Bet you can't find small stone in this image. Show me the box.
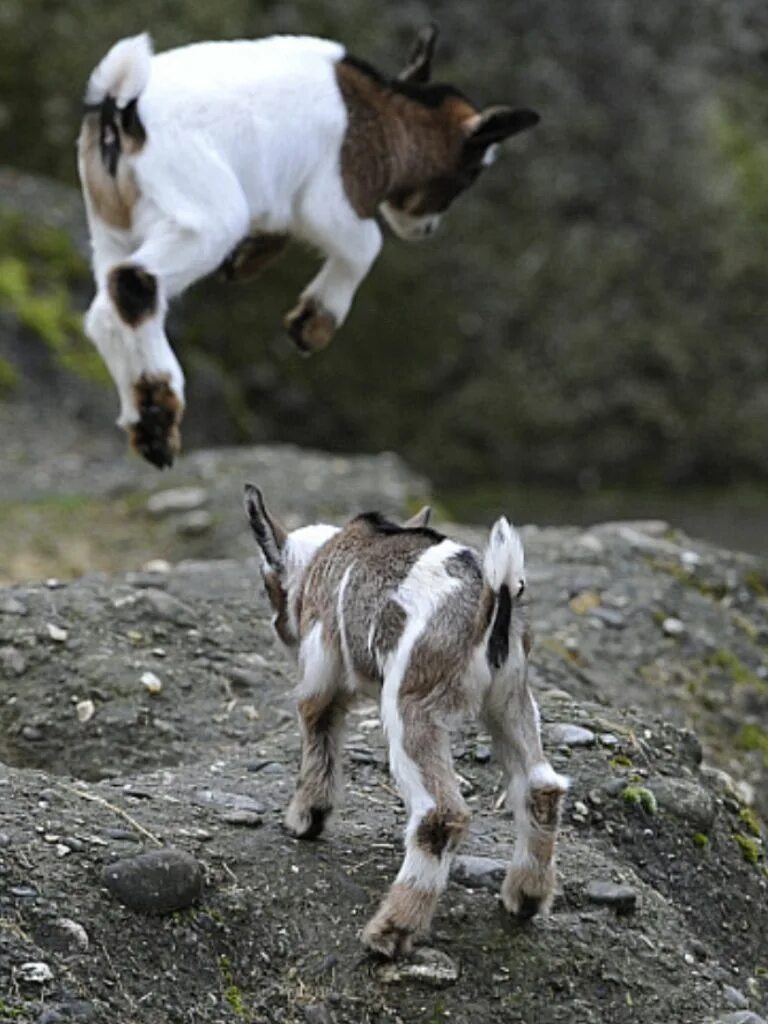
[599,733,619,747]
[303,1005,334,1024]
[102,847,203,915]
[76,699,95,723]
[21,724,44,741]
[0,595,27,615]
[54,918,90,951]
[569,591,601,615]
[175,510,213,536]
[192,789,265,815]
[574,801,589,816]
[546,723,596,748]
[37,1001,94,1023]
[723,987,750,1011]
[139,588,195,626]
[717,1014,767,1024]
[589,607,626,629]
[378,947,459,987]
[662,617,686,638]
[141,671,163,695]
[585,880,637,915]
[142,559,172,574]
[474,744,492,764]
[652,777,715,832]
[17,961,54,984]
[220,809,263,827]
[0,646,27,676]
[146,486,208,516]
[452,854,508,890]
[46,623,68,642]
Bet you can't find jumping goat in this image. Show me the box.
[78,26,539,468]
[244,485,567,957]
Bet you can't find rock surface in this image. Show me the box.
[0,449,766,1022]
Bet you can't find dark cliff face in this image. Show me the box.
[2,2,768,489]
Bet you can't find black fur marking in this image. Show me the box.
[244,487,283,570]
[487,583,512,669]
[356,511,445,544]
[99,95,120,177]
[341,54,472,110]
[110,265,157,327]
[415,814,451,857]
[120,97,146,147]
[299,807,329,841]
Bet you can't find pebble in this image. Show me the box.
[21,724,44,741]
[474,744,492,764]
[45,623,68,642]
[220,809,263,827]
[303,1005,334,1024]
[546,723,596,748]
[141,670,163,695]
[146,486,208,516]
[662,617,686,638]
[139,588,195,626]
[37,1002,94,1023]
[142,558,172,573]
[717,1014,767,1024]
[378,947,459,987]
[54,918,90,951]
[585,880,637,915]
[0,646,27,676]
[598,733,619,747]
[589,607,626,629]
[76,699,95,723]
[102,847,203,915]
[192,789,265,815]
[452,854,508,890]
[17,961,54,984]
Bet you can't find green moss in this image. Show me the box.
[647,557,727,600]
[733,832,762,865]
[0,355,18,395]
[739,806,762,837]
[219,955,248,1019]
[744,570,768,599]
[692,832,709,848]
[609,754,633,769]
[708,648,762,688]
[621,785,657,815]
[735,724,768,768]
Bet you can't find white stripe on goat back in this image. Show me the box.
[394,539,464,619]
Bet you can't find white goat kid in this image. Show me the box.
[244,485,567,957]
[78,27,539,467]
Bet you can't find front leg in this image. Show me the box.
[285,218,381,353]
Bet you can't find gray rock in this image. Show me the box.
[378,947,460,987]
[220,809,263,827]
[585,879,637,915]
[474,744,492,763]
[146,486,208,516]
[0,595,27,615]
[37,1001,94,1022]
[138,588,196,626]
[101,847,203,915]
[17,961,54,983]
[722,987,749,1011]
[589,606,626,629]
[192,789,265,815]
[175,510,214,536]
[0,645,27,676]
[303,1004,335,1024]
[546,723,596,747]
[717,1014,767,1024]
[652,777,715,831]
[452,854,508,890]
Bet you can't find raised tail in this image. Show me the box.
[82,34,152,177]
[482,517,525,669]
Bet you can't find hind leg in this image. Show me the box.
[483,671,568,918]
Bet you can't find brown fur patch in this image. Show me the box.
[222,232,289,281]
[335,59,476,218]
[78,114,141,231]
[107,265,157,327]
[129,374,183,469]
[415,806,470,857]
[529,785,564,831]
[264,571,293,647]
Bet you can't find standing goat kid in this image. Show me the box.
[78,26,539,468]
[244,486,567,957]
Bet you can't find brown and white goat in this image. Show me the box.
[244,486,567,957]
[78,26,539,468]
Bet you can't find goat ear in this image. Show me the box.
[398,23,439,84]
[243,483,287,570]
[464,106,540,152]
[403,505,432,528]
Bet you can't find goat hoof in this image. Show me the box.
[283,799,329,840]
[361,918,415,960]
[500,863,555,920]
[129,374,183,469]
[284,298,336,353]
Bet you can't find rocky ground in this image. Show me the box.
[0,444,767,1023]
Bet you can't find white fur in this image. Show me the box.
[81,34,386,429]
[379,201,442,241]
[483,516,525,594]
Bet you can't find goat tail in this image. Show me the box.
[482,517,525,670]
[82,34,152,176]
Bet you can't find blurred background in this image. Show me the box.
[1,0,768,584]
